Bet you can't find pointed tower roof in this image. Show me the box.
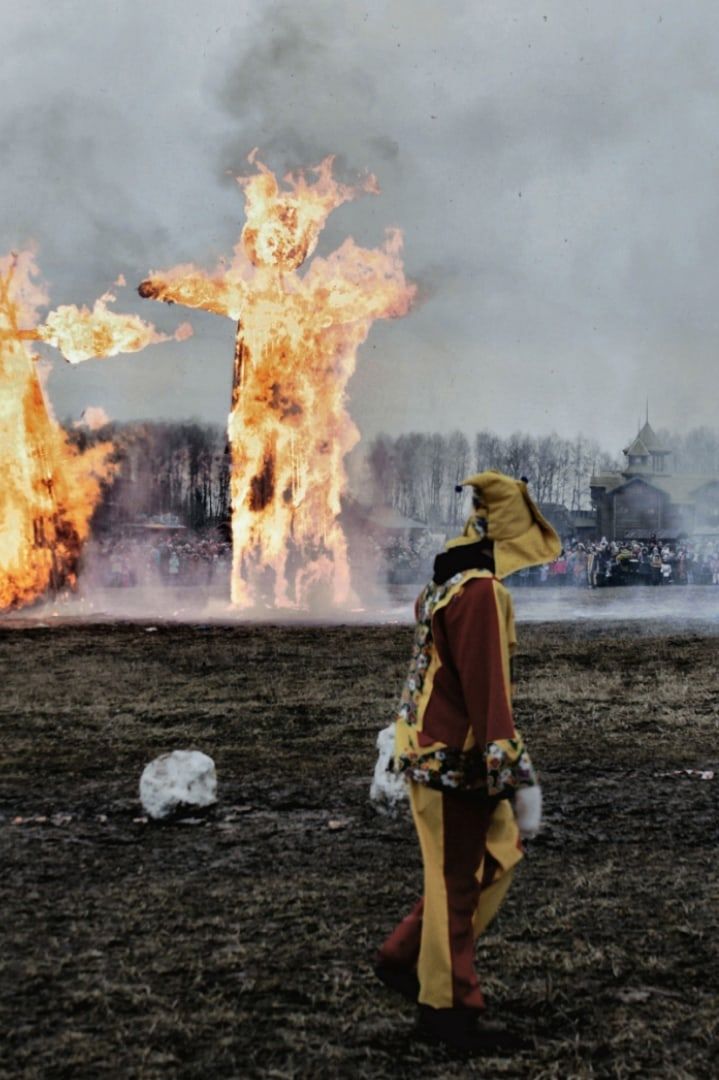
[635,421,668,453]
[624,435,649,457]
[623,422,668,457]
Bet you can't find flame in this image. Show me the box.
[0,252,116,610]
[139,155,415,609]
[36,291,193,364]
[1,252,187,611]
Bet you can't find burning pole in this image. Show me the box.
[139,153,415,609]
[0,251,192,611]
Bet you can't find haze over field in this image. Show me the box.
[3,1,719,450]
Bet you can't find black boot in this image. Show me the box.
[373,962,420,1003]
[417,1004,525,1054]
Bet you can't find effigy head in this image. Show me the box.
[238,152,376,272]
[240,187,316,271]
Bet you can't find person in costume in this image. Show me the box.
[373,470,561,1052]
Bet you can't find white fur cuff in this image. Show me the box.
[369,723,408,814]
[515,785,542,839]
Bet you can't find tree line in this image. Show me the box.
[67,420,719,533]
[365,430,621,525]
[657,427,719,476]
[70,421,231,533]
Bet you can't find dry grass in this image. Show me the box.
[0,619,717,1078]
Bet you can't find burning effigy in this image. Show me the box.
[0,250,191,611]
[139,153,415,609]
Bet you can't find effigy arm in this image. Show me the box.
[138,268,241,319]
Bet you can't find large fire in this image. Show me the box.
[139,154,415,608]
[0,251,187,611]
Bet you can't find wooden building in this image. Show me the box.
[590,422,719,541]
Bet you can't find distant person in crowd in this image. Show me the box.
[374,471,560,1053]
[597,541,612,585]
[149,543,163,580]
[675,548,687,585]
[650,547,663,585]
[108,547,125,588]
[550,550,568,585]
[703,552,716,587]
[572,543,587,586]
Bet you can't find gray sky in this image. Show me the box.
[4,0,719,455]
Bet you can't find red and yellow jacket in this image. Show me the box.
[392,569,537,795]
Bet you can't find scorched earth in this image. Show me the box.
[1,614,718,1079]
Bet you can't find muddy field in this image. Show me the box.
[1,614,718,1079]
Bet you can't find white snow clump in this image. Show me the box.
[139,750,217,820]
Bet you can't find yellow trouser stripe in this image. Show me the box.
[410,783,453,1008]
[475,798,521,934]
[409,786,521,1008]
[472,866,516,938]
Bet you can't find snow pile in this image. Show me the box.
[139,750,217,820]
[369,723,407,814]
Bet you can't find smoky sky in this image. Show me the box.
[3,0,719,454]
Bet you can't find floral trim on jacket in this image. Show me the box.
[392,572,538,795]
[484,738,537,797]
[394,576,459,731]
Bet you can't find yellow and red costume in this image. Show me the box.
[377,472,560,1016]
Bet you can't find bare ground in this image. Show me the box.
[1,618,718,1079]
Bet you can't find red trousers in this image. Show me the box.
[378,783,510,1011]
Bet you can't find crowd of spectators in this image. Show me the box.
[90,528,719,591]
[374,531,719,588]
[512,537,719,587]
[91,533,231,588]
